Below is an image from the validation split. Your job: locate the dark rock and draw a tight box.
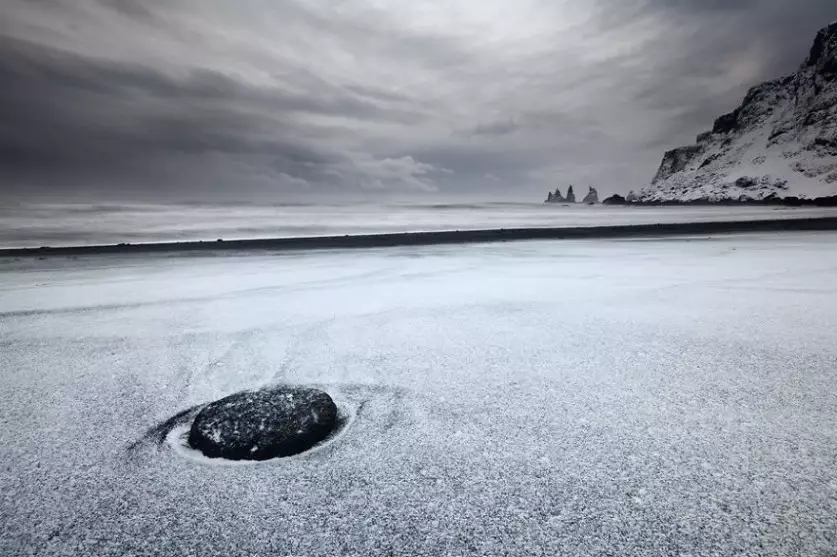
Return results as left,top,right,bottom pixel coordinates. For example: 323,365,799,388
712,110,740,134
734,176,759,189
814,194,837,206
582,186,599,204
810,136,837,155
696,130,713,143
545,187,566,203
652,145,703,184
807,21,837,75
699,153,721,169
602,194,626,205
768,126,790,142
565,185,576,203
188,386,338,460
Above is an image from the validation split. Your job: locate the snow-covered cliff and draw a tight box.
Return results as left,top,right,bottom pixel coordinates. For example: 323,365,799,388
640,22,837,202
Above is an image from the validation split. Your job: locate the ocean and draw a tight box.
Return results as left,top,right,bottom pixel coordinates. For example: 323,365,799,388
3,201,837,249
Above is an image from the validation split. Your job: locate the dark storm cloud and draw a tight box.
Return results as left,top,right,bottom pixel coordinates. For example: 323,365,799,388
0,39,321,185
602,0,837,133
0,0,834,201
0,31,442,198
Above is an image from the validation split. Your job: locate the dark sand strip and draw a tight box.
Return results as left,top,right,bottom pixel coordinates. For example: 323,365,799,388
3,216,837,257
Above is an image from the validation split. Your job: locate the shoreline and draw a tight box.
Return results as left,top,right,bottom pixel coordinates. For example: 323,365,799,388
599,195,837,207
3,216,837,257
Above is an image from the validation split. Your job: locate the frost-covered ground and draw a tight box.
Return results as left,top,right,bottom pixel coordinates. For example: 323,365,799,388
2,233,837,556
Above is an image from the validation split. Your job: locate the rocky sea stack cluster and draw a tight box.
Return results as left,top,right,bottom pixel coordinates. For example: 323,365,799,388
582,187,599,204
545,185,599,204
188,386,339,461
637,21,837,203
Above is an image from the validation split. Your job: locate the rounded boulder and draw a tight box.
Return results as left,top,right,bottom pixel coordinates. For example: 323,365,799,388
188,386,338,461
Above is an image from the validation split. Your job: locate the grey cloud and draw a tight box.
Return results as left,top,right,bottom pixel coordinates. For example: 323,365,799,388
0,35,446,198
468,119,520,137
98,0,159,23
0,0,835,201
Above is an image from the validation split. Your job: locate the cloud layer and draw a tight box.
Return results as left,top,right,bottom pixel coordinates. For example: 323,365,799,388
1,0,834,201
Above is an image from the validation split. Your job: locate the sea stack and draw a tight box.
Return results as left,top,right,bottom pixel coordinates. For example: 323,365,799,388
545,188,567,203
565,185,576,203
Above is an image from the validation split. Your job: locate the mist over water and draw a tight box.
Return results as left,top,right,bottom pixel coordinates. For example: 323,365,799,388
2,201,836,249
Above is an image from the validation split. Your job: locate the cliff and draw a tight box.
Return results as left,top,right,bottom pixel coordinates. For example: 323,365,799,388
640,21,837,202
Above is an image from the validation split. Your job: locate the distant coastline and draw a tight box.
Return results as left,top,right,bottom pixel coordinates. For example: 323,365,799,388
600,194,837,207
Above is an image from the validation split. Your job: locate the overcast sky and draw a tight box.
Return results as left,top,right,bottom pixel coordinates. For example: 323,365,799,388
0,0,834,203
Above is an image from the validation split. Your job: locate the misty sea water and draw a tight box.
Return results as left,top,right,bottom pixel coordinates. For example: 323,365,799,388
3,201,837,248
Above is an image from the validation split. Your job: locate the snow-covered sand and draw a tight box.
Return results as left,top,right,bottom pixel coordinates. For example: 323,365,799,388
2,233,837,556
